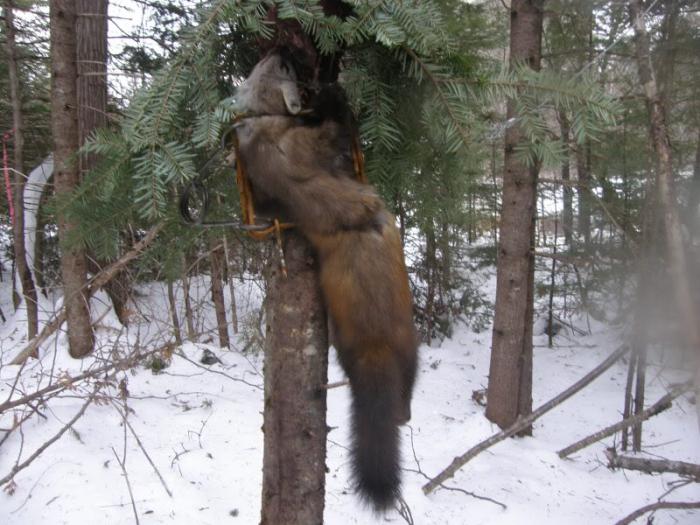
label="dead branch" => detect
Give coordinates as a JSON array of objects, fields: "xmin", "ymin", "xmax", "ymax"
[
  {"xmin": 422, "ymin": 344, "xmax": 629, "ymax": 494},
  {"xmin": 1, "ymin": 344, "xmax": 172, "ymax": 414},
  {"xmin": 406, "ymin": 425, "xmax": 507, "ymax": 510},
  {"xmin": 321, "ymin": 379, "xmax": 349, "ymax": 390},
  {"xmin": 605, "ymin": 449, "xmax": 700, "ymax": 480},
  {"xmin": 558, "ymin": 381, "xmax": 691, "ymax": 458},
  {"xmin": 10, "ymin": 223, "xmax": 163, "ymax": 365},
  {"xmin": 111, "ymin": 401, "xmax": 173, "ymax": 498},
  {"xmin": 615, "ymin": 501, "xmax": 700, "ymax": 525},
  {"xmin": 0, "ymin": 388, "xmax": 97, "ymax": 486}
]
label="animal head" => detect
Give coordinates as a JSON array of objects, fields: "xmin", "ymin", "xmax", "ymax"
[{"xmin": 235, "ymin": 53, "xmax": 302, "ymax": 116}]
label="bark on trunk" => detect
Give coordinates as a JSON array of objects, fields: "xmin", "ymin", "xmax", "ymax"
[
  {"xmin": 486, "ymin": 0, "xmax": 543, "ymax": 432},
  {"xmin": 50, "ymin": 0, "xmax": 94, "ymax": 358},
  {"xmin": 258, "ymin": 2, "xmax": 351, "ymax": 519},
  {"xmin": 260, "ymin": 231, "xmax": 328, "ymax": 525},
  {"xmin": 208, "ymin": 239, "xmax": 230, "ymax": 349},
  {"xmin": 4, "ymin": 2, "xmax": 39, "ymax": 339},
  {"xmin": 76, "ymin": 0, "xmax": 132, "ymax": 325},
  {"xmin": 630, "ymin": 0, "xmax": 700, "ymax": 354},
  {"xmin": 76, "ymin": 0, "xmax": 107, "ymax": 163}
]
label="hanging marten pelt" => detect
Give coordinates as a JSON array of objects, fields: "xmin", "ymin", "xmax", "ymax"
[{"xmin": 233, "ymin": 52, "xmax": 418, "ymax": 509}]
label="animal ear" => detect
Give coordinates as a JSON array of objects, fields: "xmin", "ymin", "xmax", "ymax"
[{"xmin": 281, "ymin": 81, "xmax": 302, "ymax": 115}]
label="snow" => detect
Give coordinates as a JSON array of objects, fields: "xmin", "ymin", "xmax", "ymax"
[
  {"xmin": 23, "ymin": 156, "xmax": 52, "ymax": 288},
  {"xmin": 0, "ymin": 269, "xmax": 698, "ymax": 524},
  {"xmin": 10, "ymin": 157, "xmax": 53, "ymax": 300}
]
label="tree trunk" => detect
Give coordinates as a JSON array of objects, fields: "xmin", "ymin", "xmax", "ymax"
[
  {"xmin": 258, "ymin": 2, "xmax": 352, "ymax": 519},
  {"xmin": 182, "ymin": 253, "xmax": 195, "ymax": 341},
  {"xmin": 559, "ymin": 112, "xmax": 573, "ymax": 245},
  {"xmin": 260, "ymin": 231, "xmax": 328, "ymax": 525},
  {"xmin": 167, "ymin": 280, "xmax": 182, "ymax": 346},
  {"xmin": 486, "ymin": 0, "xmax": 543, "ymax": 432},
  {"xmin": 424, "ymin": 224, "xmax": 437, "ymax": 342},
  {"xmin": 576, "ymin": 143, "xmax": 592, "ymax": 248},
  {"xmin": 631, "ymin": 342, "xmax": 647, "ymax": 451},
  {"xmin": 76, "ymin": 0, "xmax": 107, "ymax": 163},
  {"xmin": 491, "ymin": 140, "xmax": 500, "ymax": 248},
  {"xmin": 630, "ymin": 0, "xmax": 700, "ymax": 354},
  {"xmin": 50, "ymin": 0, "xmax": 94, "ymax": 358},
  {"xmin": 657, "ymin": 0, "xmax": 679, "ymax": 110},
  {"xmin": 4, "ymin": 2, "xmax": 39, "ymax": 340},
  {"xmin": 208, "ymin": 238, "xmax": 230, "ymax": 349},
  {"xmin": 222, "ymin": 237, "xmax": 239, "ymax": 335},
  {"xmin": 688, "ymin": 130, "xmax": 700, "ymax": 233},
  {"xmin": 76, "ymin": 0, "xmax": 131, "ymax": 325}
]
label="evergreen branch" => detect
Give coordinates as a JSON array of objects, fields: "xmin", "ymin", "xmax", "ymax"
[
  {"xmin": 402, "ymin": 47, "xmax": 471, "ymax": 150},
  {"xmin": 485, "ymin": 78, "xmax": 618, "ymax": 120}
]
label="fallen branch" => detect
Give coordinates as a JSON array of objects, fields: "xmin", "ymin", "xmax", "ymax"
[
  {"xmin": 558, "ymin": 381, "xmax": 691, "ymax": 458},
  {"xmin": 321, "ymin": 379, "xmax": 349, "ymax": 390},
  {"xmin": 10, "ymin": 224, "xmax": 163, "ymax": 365},
  {"xmin": 422, "ymin": 344, "xmax": 629, "ymax": 494},
  {"xmin": 406, "ymin": 425, "xmax": 507, "ymax": 510},
  {"xmin": 0, "ymin": 388, "xmax": 97, "ymax": 486},
  {"xmin": 112, "ymin": 446, "xmax": 140, "ymax": 525},
  {"xmin": 1, "ymin": 343, "xmax": 172, "ymax": 414},
  {"xmin": 615, "ymin": 501, "xmax": 700, "ymax": 525},
  {"xmin": 605, "ymin": 449, "xmax": 700, "ymax": 480},
  {"xmin": 111, "ymin": 401, "xmax": 173, "ymax": 498}
]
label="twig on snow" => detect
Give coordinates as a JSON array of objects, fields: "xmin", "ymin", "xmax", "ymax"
[
  {"xmin": 405, "ymin": 425, "xmax": 507, "ymax": 509},
  {"xmin": 422, "ymin": 344, "xmax": 629, "ymax": 494},
  {"xmin": 111, "ymin": 401, "xmax": 173, "ymax": 497},
  {"xmin": 111, "ymin": 446, "xmax": 140, "ymax": 525},
  {"xmin": 0, "ymin": 388, "xmax": 97, "ymax": 486},
  {"xmin": 0, "ymin": 344, "xmax": 172, "ymax": 414}
]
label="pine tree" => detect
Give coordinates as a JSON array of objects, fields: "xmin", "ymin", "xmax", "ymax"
[{"xmin": 50, "ymin": 0, "xmax": 94, "ymax": 358}]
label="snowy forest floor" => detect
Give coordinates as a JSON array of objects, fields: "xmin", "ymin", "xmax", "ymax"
[{"xmin": 0, "ymin": 268, "xmax": 698, "ymax": 525}]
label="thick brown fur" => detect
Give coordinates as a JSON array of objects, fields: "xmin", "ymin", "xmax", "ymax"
[{"xmin": 235, "ymin": 53, "xmax": 418, "ymax": 509}]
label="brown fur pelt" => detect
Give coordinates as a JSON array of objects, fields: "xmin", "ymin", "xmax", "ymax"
[{"xmin": 234, "ymin": 53, "xmax": 418, "ymax": 510}]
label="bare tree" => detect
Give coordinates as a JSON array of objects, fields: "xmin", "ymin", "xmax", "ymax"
[
  {"xmin": 486, "ymin": 0, "xmax": 544, "ymax": 432},
  {"xmin": 50, "ymin": 0, "xmax": 94, "ymax": 358}
]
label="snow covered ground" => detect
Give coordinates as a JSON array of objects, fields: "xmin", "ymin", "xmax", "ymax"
[{"xmin": 0, "ymin": 270, "xmax": 698, "ymax": 524}]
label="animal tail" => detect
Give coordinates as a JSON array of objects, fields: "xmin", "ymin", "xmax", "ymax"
[{"xmin": 347, "ymin": 352, "xmax": 402, "ymax": 510}]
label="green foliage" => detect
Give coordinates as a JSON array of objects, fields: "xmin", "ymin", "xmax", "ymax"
[
  {"xmin": 482, "ymin": 63, "xmax": 620, "ymax": 169},
  {"xmin": 65, "ymin": 0, "xmax": 627, "ymax": 335},
  {"xmin": 78, "ymin": 0, "xmax": 616, "ymax": 224}
]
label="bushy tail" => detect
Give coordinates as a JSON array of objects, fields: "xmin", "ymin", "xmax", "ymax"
[{"xmin": 348, "ymin": 358, "xmax": 402, "ymax": 510}]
